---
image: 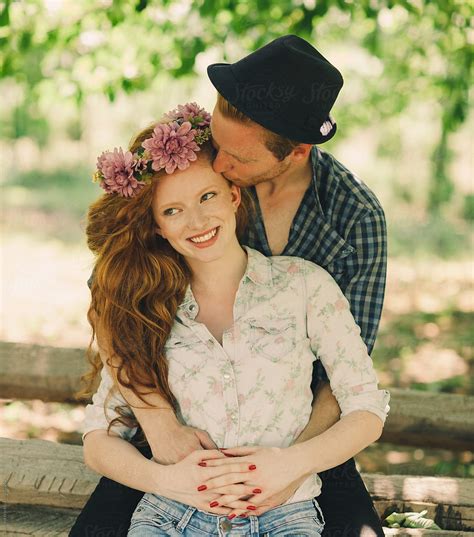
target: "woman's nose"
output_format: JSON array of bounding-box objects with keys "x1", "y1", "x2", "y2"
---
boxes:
[
  {"x1": 212, "y1": 151, "x2": 232, "y2": 174},
  {"x1": 187, "y1": 207, "x2": 208, "y2": 230}
]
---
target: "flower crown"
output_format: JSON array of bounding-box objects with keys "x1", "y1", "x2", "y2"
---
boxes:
[{"x1": 93, "y1": 103, "x2": 212, "y2": 198}]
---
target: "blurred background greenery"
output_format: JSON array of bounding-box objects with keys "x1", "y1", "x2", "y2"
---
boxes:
[{"x1": 1, "y1": 0, "x2": 472, "y2": 477}]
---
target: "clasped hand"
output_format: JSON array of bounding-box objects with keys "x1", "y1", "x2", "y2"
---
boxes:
[{"x1": 151, "y1": 423, "x2": 304, "y2": 518}]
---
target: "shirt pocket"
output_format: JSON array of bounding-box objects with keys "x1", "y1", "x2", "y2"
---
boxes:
[
  {"x1": 248, "y1": 315, "x2": 297, "y2": 362},
  {"x1": 164, "y1": 333, "x2": 204, "y2": 367}
]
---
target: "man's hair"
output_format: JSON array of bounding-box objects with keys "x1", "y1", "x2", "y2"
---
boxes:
[{"x1": 216, "y1": 93, "x2": 300, "y2": 161}]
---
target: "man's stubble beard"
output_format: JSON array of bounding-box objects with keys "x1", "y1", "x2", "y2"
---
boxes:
[{"x1": 225, "y1": 158, "x2": 292, "y2": 188}]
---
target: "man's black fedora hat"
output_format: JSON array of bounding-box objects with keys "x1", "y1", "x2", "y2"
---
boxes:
[{"x1": 208, "y1": 35, "x2": 344, "y2": 144}]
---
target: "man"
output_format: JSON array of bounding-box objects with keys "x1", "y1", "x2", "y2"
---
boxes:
[{"x1": 71, "y1": 35, "x2": 386, "y2": 536}]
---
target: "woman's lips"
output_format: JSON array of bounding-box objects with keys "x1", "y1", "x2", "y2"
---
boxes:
[{"x1": 187, "y1": 226, "x2": 220, "y2": 249}]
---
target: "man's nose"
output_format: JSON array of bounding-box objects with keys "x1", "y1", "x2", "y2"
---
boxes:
[{"x1": 212, "y1": 151, "x2": 232, "y2": 174}]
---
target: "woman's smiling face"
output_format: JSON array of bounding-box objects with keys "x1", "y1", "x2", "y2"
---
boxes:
[{"x1": 152, "y1": 159, "x2": 241, "y2": 263}]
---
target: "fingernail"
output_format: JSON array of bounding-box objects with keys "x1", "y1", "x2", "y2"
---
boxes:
[
  {"x1": 247, "y1": 505, "x2": 256, "y2": 510},
  {"x1": 239, "y1": 513, "x2": 247, "y2": 518},
  {"x1": 210, "y1": 501, "x2": 219, "y2": 507},
  {"x1": 198, "y1": 462, "x2": 207, "y2": 467},
  {"x1": 249, "y1": 464, "x2": 257, "y2": 470},
  {"x1": 227, "y1": 514, "x2": 236, "y2": 520},
  {"x1": 197, "y1": 485, "x2": 207, "y2": 491},
  {"x1": 252, "y1": 488, "x2": 262, "y2": 494}
]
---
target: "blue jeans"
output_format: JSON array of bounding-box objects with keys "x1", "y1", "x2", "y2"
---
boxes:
[{"x1": 128, "y1": 493, "x2": 325, "y2": 536}]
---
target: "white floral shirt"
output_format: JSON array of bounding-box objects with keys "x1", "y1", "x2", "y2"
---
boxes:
[{"x1": 83, "y1": 246, "x2": 390, "y2": 501}]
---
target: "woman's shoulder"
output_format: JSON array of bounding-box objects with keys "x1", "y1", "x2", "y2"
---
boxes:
[
  {"x1": 244, "y1": 247, "x2": 338, "y2": 289},
  {"x1": 268, "y1": 254, "x2": 334, "y2": 282}
]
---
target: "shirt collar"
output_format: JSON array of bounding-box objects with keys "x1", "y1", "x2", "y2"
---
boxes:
[
  {"x1": 242, "y1": 246, "x2": 273, "y2": 286},
  {"x1": 309, "y1": 146, "x2": 326, "y2": 217}
]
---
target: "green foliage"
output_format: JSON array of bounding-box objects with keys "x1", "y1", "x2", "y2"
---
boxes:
[{"x1": 1, "y1": 0, "x2": 472, "y2": 212}]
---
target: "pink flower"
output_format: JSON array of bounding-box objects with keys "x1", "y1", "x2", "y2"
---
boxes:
[
  {"x1": 335, "y1": 298, "x2": 347, "y2": 311},
  {"x1": 97, "y1": 148, "x2": 145, "y2": 198},
  {"x1": 142, "y1": 121, "x2": 200, "y2": 174},
  {"x1": 287, "y1": 263, "x2": 299, "y2": 274},
  {"x1": 285, "y1": 379, "x2": 295, "y2": 391},
  {"x1": 181, "y1": 397, "x2": 192, "y2": 411},
  {"x1": 163, "y1": 102, "x2": 211, "y2": 126}
]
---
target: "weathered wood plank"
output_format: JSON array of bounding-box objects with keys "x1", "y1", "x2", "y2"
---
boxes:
[
  {"x1": 0, "y1": 439, "x2": 99, "y2": 508},
  {"x1": 1, "y1": 341, "x2": 474, "y2": 449},
  {"x1": 1, "y1": 438, "x2": 473, "y2": 529},
  {"x1": 0, "y1": 342, "x2": 89, "y2": 403},
  {"x1": 380, "y1": 388, "x2": 474, "y2": 451},
  {"x1": 0, "y1": 504, "x2": 80, "y2": 536},
  {"x1": 362, "y1": 474, "x2": 474, "y2": 507},
  {"x1": 383, "y1": 530, "x2": 473, "y2": 537}
]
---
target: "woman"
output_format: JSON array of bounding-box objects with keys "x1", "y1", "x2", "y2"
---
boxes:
[{"x1": 81, "y1": 103, "x2": 389, "y2": 536}]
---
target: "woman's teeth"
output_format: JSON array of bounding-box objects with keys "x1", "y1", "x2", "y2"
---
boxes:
[{"x1": 189, "y1": 228, "x2": 217, "y2": 243}]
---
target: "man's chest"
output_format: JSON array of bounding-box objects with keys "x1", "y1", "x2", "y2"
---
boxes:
[{"x1": 257, "y1": 188, "x2": 308, "y2": 256}]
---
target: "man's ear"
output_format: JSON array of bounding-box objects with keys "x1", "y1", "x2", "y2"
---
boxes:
[
  {"x1": 291, "y1": 143, "x2": 312, "y2": 161},
  {"x1": 230, "y1": 184, "x2": 242, "y2": 211}
]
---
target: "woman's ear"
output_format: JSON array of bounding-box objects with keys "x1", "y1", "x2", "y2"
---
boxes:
[
  {"x1": 155, "y1": 225, "x2": 165, "y2": 238},
  {"x1": 230, "y1": 184, "x2": 241, "y2": 211}
]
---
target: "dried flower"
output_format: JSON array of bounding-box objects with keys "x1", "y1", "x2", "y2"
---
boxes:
[
  {"x1": 142, "y1": 121, "x2": 200, "y2": 174},
  {"x1": 96, "y1": 148, "x2": 145, "y2": 197}
]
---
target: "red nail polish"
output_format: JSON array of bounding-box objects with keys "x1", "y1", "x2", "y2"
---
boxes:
[
  {"x1": 210, "y1": 501, "x2": 219, "y2": 507},
  {"x1": 249, "y1": 464, "x2": 257, "y2": 470},
  {"x1": 198, "y1": 462, "x2": 207, "y2": 467},
  {"x1": 252, "y1": 488, "x2": 262, "y2": 494},
  {"x1": 247, "y1": 505, "x2": 256, "y2": 510},
  {"x1": 227, "y1": 514, "x2": 236, "y2": 520},
  {"x1": 197, "y1": 485, "x2": 207, "y2": 491},
  {"x1": 239, "y1": 513, "x2": 247, "y2": 518}
]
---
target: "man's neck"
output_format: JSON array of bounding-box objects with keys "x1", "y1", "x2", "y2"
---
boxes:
[{"x1": 257, "y1": 154, "x2": 313, "y2": 198}]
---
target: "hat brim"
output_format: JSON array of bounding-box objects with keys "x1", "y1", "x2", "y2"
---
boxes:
[{"x1": 208, "y1": 62, "x2": 337, "y2": 145}]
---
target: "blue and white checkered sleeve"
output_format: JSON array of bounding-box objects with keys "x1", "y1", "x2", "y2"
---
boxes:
[{"x1": 342, "y1": 207, "x2": 387, "y2": 355}]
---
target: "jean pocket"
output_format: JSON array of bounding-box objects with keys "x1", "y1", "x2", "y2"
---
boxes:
[{"x1": 129, "y1": 501, "x2": 177, "y2": 533}]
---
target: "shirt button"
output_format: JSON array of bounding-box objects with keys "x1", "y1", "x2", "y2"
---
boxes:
[
  {"x1": 188, "y1": 304, "x2": 196, "y2": 312},
  {"x1": 231, "y1": 413, "x2": 237, "y2": 421},
  {"x1": 223, "y1": 373, "x2": 230, "y2": 380}
]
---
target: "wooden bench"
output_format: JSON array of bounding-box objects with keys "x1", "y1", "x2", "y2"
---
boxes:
[
  {"x1": 1, "y1": 438, "x2": 473, "y2": 535},
  {"x1": 1, "y1": 341, "x2": 473, "y2": 535},
  {"x1": 1, "y1": 341, "x2": 473, "y2": 451}
]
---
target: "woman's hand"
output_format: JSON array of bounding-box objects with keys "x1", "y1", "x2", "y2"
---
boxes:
[
  {"x1": 157, "y1": 449, "x2": 261, "y2": 515},
  {"x1": 200, "y1": 445, "x2": 307, "y2": 518}
]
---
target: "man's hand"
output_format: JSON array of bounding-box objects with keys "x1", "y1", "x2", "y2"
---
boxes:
[{"x1": 148, "y1": 417, "x2": 218, "y2": 465}]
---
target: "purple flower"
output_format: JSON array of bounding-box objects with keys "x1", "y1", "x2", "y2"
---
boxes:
[
  {"x1": 141, "y1": 121, "x2": 200, "y2": 174},
  {"x1": 96, "y1": 148, "x2": 145, "y2": 198},
  {"x1": 162, "y1": 102, "x2": 211, "y2": 127}
]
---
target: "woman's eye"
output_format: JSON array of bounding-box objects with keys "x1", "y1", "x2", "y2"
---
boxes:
[
  {"x1": 163, "y1": 208, "x2": 179, "y2": 216},
  {"x1": 201, "y1": 192, "x2": 216, "y2": 202}
]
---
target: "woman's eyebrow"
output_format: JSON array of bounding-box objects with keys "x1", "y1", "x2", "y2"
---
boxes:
[{"x1": 158, "y1": 185, "x2": 220, "y2": 209}]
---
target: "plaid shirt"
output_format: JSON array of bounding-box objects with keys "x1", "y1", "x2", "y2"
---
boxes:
[{"x1": 246, "y1": 147, "x2": 387, "y2": 367}]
